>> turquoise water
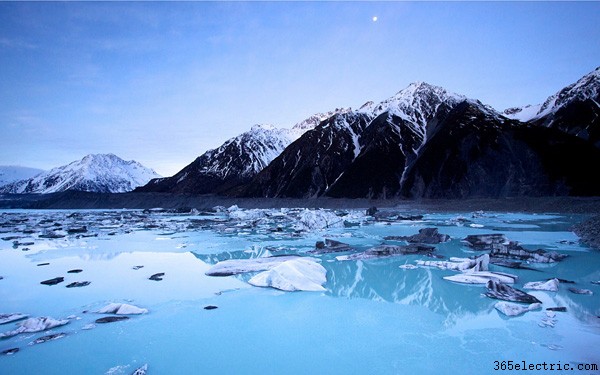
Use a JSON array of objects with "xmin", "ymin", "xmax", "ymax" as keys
[{"xmin": 0, "ymin": 209, "xmax": 599, "ymax": 374}]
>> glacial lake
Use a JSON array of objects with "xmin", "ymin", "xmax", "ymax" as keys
[{"xmin": 0, "ymin": 207, "xmax": 599, "ymax": 374}]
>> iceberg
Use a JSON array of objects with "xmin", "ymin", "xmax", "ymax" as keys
[
  {"xmin": 293, "ymin": 209, "xmax": 345, "ymax": 231},
  {"xmin": 205, "ymin": 255, "xmax": 306, "ymax": 276},
  {"xmin": 384, "ymin": 227, "xmax": 450, "ymax": 244},
  {"xmin": 444, "ymin": 271, "xmax": 517, "ymax": 285},
  {"xmin": 494, "ymin": 302, "xmax": 542, "ymax": 317},
  {"xmin": 0, "ymin": 313, "xmax": 28, "ymax": 325},
  {"xmin": 248, "ymin": 258, "xmax": 327, "ymax": 292},
  {"xmin": 485, "ymin": 280, "xmax": 541, "ymax": 304},
  {"xmin": 97, "ymin": 303, "xmax": 148, "ymax": 315},
  {"xmin": 0, "ymin": 317, "xmax": 69, "ymax": 338},
  {"xmin": 417, "ymin": 254, "xmax": 489, "ymax": 271},
  {"xmin": 524, "ymin": 278, "xmax": 559, "ymax": 292}
]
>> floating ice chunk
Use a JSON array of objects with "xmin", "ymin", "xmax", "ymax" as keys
[
  {"xmin": 227, "ymin": 206, "xmax": 266, "ymax": 221},
  {"xmin": 132, "ymin": 364, "xmax": 148, "ymax": 375},
  {"xmin": 29, "ymin": 332, "xmax": 66, "ymax": 345},
  {"xmin": 97, "ymin": 303, "xmax": 148, "ymax": 315},
  {"xmin": 399, "ymin": 264, "xmax": 419, "ymax": 270},
  {"xmin": 293, "ymin": 209, "xmax": 345, "ymax": 231},
  {"xmin": 524, "ymin": 278, "xmax": 559, "ymax": 292},
  {"xmin": 568, "ymin": 287, "xmax": 593, "ymax": 295},
  {"xmin": 205, "ymin": 255, "xmax": 305, "ymax": 276},
  {"xmin": 0, "ymin": 317, "xmax": 69, "ymax": 338},
  {"xmin": 384, "ymin": 228, "xmax": 450, "ymax": 244},
  {"xmin": 0, "ymin": 313, "xmax": 28, "ymax": 325},
  {"xmin": 248, "ymin": 258, "xmax": 327, "ymax": 292},
  {"xmin": 81, "ymin": 324, "xmax": 96, "ymax": 330},
  {"xmin": 485, "ymin": 280, "xmax": 541, "ymax": 304},
  {"xmin": 462, "ymin": 234, "xmax": 508, "ymax": 250},
  {"xmin": 418, "ymin": 254, "xmax": 489, "ymax": 271},
  {"xmin": 469, "ymin": 224, "xmax": 484, "ymax": 228},
  {"xmin": 494, "ymin": 302, "xmax": 542, "ymax": 316},
  {"xmin": 444, "ymin": 271, "xmax": 516, "ymax": 284}
]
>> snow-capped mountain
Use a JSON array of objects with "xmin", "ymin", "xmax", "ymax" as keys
[
  {"xmin": 137, "ymin": 109, "xmax": 348, "ymax": 194},
  {"xmin": 242, "ymin": 82, "xmax": 470, "ymax": 198},
  {"xmin": 504, "ymin": 67, "xmax": 600, "ymax": 146},
  {"xmin": 0, "ymin": 166, "xmax": 45, "ymax": 187},
  {"xmin": 140, "ymin": 66, "xmax": 600, "ymax": 199},
  {"xmin": 0, "ymin": 154, "xmax": 160, "ymax": 194}
]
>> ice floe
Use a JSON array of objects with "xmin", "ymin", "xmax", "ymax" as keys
[
  {"xmin": 0, "ymin": 313, "xmax": 28, "ymax": 325},
  {"xmin": 336, "ymin": 244, "xmax": 436, "ymax": 261},
  {"xmin": 205, "ymin": 255, "xmax": 306, "ymax": 276},
  {"xmin": 485, "ymin": 280, "xmax": 541, "ymax": 304},
  {"xmin": 97, "ymin": 303, "xmax": 148, "ymax": 315},
  {"xmin": 524, "ymin": 278, "xmax": 559, "ymax": 292},
  {"xmin": 384, "ymin": 227, "xmax": 450, "ymax": 244},
  {"xmin": 444, "ymin": 271, "xmax": 517, "ymax": 284},
  {"xmin": 417, "ymin": 254, "xmax": 489, "ymax": 272},
  {"xmin": 494, "ymin": 302, "xmax": 542, "ymax": 317},
  {"xmin": 293, "ymin": 209, "xmax": 346, "ymax": 231},
  {"xmin": 248, "ymin": 257, "xmax": 327, "ymax": 292},
  {"xmin": 0, "ymin": 317, "xmax": 69, "ymax": 338}
]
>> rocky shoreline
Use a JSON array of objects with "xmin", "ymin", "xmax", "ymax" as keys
[
  {"xmin": 572, "ymin": 215, "xmax": 600, "ymax": 250},
  {"xmin": 1, "ymin": 191, "xmax": 600, "ymax": 214}
]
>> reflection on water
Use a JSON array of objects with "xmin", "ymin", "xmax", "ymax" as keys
[{"xmin": 1, "ymin": 208, "xmax": 599, "ymax": 374}]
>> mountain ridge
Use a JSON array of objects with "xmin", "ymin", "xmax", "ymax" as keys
[{"xmin": 0, "ymin": 154, "xmax": 160, "ymax": 194}]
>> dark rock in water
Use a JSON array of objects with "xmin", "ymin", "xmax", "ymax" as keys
[
  {"xmin": 204, "ymin": 305, "xmax": 218, "ymax": 310},
  {"xmin": 546, "ymin": 307, "xmax": 567, "ymax": 312},
  {"xmin": 149, "ymin": 273, "xmax": 165, "ymax": 281},
  {"xmin": 40, "ymin": 277, "xmax": 64, "ymax": 286},
  {"xmin": 1, "ymin": 348, "xmax": 19, "ymax": 355},
  {"xmin": 568, "ymin": 287, "xmax": 593, "ymax": 295},
  {"xmin": 485, "ymin": 280, "xmax": 542, "ymax": 304},
  {"xmin": 66, "ymin": 281, "xmax": 91, "ymax": 288},
  {"xmin": 67, "ymin": 226, "xmax": 87, "ymax": 234},
  {"xmin": 373, "ymin": 211, "xmax": 423, "ymax": 222},
  {"xmin": 490, "ymin": 260, "xmax": 538, "ymax": 271},
  {"xmin": 95, "ymin": 316, "xmax": 130, "ymax": 324},
  {"xmin": 30, "ymin": 332, "xmax": 66, "ymax": 345},
  {"xmin": 132, "ymin": 265, "xmax": 144, "ymax": 270},
  {"xmin": 462, "ymin": 234, "xmax": 508, "ymax": 250},
  {"xmin": 490, "ymin": 242, "xmax": 568, "ymax": 263},
  {"xmin": 310, "ymin": 239, "xmax": 353, "ymax": 254},
  {"xmin": 592, "ymin": 281, "xmax": 600, "ymax": 285},
  {"xmin": 366, "ymin": 207, "xmax": 378, "ymax": 216},
  {"xmin": 2, "ymin": 236, "xmax": 21, "ymax": 241},
  {"xmin": 385, "ymin": 228, "xmax": 450, "ymax": 244},
  {"xmin": 37, "ymin": 263, "xmax": 50, "ymax": 267},
  {"xmin": 67, "ymin": 269, "xmax": 83, "ymax": 274},
  {"xmin": 39, "ymin": 232, "xmax": 65, "ymax": 239}
]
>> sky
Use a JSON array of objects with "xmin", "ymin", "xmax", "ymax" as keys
[{"xmin": 1, "ymin": 2, "xmax": 599, "ymax": 177}]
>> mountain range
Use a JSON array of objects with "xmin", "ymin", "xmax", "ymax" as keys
[
  {"xmin": 3, "ymin": 67, "xmax": 599, "ymax": 199},
  {"xmin": 139, "ymin": 66, "xmax": 600, "ymax": 199},
  {"xmin": 0, "ymin": 154, "xmax": 160, "ymax": 194}
]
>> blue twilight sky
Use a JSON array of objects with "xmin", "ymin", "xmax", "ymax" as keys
[{"xmin": 1, "ymin": 2, "xmax": 599, "ymax": 176}]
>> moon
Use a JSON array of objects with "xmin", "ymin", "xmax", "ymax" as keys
[{"xmin": 372, "ymin": 16, "xmax": 378, "ymax": 22}]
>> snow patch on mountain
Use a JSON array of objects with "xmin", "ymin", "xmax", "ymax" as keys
[
  {"xmin": 504, "ymin": 66, "xmax": 600, "ymax": 122},
  {"xmin": 0, "ymin": 154, "xmax": 160, "ymax": 194}
]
